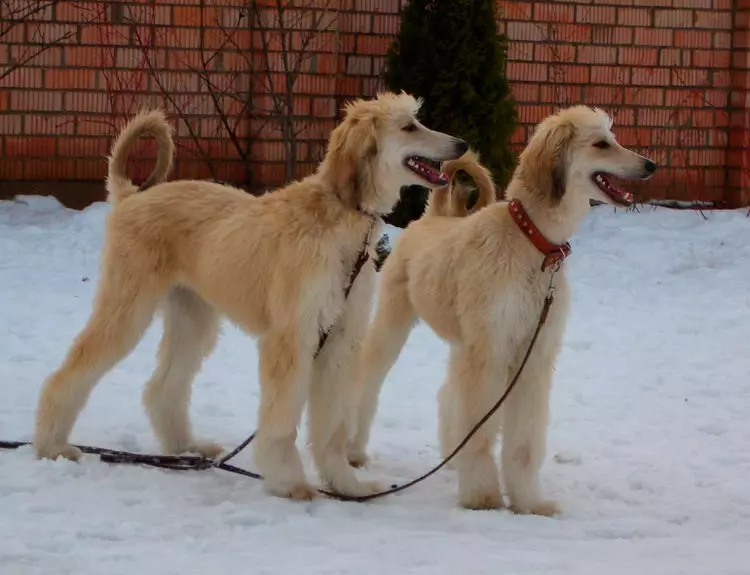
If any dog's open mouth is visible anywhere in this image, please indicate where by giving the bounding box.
[405,156,448,186]
[592,172,633,206]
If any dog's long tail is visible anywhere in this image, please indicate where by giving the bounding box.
[444,149,497,214]
[106,109,174,205]
[424,149,496,218]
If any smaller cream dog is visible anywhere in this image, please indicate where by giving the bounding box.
[349,106,656,514]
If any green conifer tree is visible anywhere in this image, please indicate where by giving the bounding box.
[382,0,517,227]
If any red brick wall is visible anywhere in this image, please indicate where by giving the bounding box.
[1,0,748,207]
[499,0,749,206]
[728,0,750,207]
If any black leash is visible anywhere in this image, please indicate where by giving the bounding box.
[0,441,231,472]
[0,267,558,503]
[314,222,376,359]
[1,220,381,487]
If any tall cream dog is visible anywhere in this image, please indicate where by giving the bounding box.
[348,106,656,513]
[33,92,468,500]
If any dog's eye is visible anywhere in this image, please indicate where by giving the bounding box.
[593,140,610,149]
[402,123,417,133]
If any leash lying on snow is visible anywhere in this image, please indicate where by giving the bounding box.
[1,222,379,482]
[0,265,560,503]
[1,202,564,503]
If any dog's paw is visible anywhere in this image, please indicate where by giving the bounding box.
[339,479,383,498]
[287,483,319,501]
[265,480,319,501]
[346,449,369,469]
[510,499,560,517]
[360,480,384,495]
[459,491,505,511]
[323,474,384,498]
[185,440,225,460]
[35,442,83,462]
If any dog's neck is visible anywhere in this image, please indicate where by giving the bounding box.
[358,180,402,218]
[506,177,591,246]
[352,193,383,221]
[356,200,383,220]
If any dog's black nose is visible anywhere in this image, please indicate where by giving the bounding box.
[644,159,657,174]
[454,139,469,156]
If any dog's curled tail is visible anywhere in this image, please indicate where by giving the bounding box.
[106,109,174,205]
[425,149,497,218]
[443,149,496,214]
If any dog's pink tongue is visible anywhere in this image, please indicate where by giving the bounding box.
[426,164,446,184]
[600,173,633,204]
[611,180,633,203]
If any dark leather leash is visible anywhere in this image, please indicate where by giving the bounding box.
[2,199,566,503]
[314,221,377,359]
[0,264,558,503]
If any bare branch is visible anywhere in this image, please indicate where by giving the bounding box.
[0,34,75,82]
[245,0,338,180]
[0,1,77,82]
[0,0,56,36]
[130,22,216,178]
[196,0,252,171]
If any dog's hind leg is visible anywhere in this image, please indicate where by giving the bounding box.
[347,267,416,468]
[254,328,317,500]
[34,258,165,461]
[142,287,223,458]
[437,346,462,469]
[437,380,455,462]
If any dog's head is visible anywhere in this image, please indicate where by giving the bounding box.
[519,106,656,208]
[318,91,469,215]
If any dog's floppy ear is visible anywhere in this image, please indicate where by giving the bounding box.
[521,118,575,202]
[320,106,378,210]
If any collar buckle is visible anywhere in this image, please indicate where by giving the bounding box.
[508,199,572,272]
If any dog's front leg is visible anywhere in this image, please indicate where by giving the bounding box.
[501,281,570,517]
[254,329,317,500]
[308,333,383,497]
[450,342,506,510]
[500,346,558,517]
[308,267,382,497]
[347,259,417,468]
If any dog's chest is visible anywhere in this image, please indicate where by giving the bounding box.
[311,238,371,336]
[488,277,550,347]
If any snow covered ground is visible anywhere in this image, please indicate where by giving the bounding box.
[1,195,749,575]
